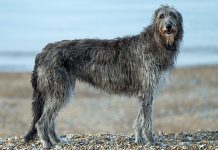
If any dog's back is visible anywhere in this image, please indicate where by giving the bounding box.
[37,37,154,96]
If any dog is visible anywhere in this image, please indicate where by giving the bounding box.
[24,5,183,148]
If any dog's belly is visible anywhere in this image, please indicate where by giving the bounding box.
[75,64,143,95]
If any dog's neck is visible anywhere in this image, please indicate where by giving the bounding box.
[138,26,180,71]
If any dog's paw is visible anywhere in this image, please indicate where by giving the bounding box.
[147,138,160,146]
[135,136,146,145]
[42,141,53,149]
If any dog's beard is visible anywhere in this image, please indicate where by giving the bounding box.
[158,24,177,46]
[164,33,175,46]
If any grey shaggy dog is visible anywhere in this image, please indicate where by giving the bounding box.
[24,5,183,148]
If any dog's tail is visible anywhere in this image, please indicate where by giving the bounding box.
[24,63,45,143]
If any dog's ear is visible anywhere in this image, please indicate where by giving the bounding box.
[176,10,183,25]
[175,10,184,41]
[152,6,162,22]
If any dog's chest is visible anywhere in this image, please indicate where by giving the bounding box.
[157,70,170,89]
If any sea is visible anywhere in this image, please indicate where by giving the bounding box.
[0,0,218,72]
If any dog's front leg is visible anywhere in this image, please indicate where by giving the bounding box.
[143,94,154,144]
[134,93,155,145]
[134,102,145,144]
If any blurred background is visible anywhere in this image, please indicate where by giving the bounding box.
[0,0,217,137]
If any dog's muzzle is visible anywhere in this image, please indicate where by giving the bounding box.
[162,21,177,35]
[160,19,178,45]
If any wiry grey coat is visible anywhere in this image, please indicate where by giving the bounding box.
[25,5,183,148]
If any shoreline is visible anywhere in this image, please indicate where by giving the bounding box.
[0,63,218,74]
[0,64,218,74]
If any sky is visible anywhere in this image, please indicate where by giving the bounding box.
[0,0,218,52]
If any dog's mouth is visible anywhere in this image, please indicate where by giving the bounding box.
[165,30,173,34]
[163,29,175,35]
[160,28,177,46]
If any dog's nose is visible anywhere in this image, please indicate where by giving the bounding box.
[166,24,172,30]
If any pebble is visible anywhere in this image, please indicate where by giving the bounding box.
[0,130,217,149]
[14,136,18,140]
[8,144,15,150]
[181,145,187,149]
[54,145,62,149]
[187,136,193,141]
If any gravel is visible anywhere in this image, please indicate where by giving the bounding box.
[0,130,217,149]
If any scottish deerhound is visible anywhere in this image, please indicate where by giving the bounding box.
[24,5,183,148]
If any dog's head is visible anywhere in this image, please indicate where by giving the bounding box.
[152,5,183,46]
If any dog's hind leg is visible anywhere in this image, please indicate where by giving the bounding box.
[36,102,66,147]
[48,74,76,145]
[47,93,74,144]
[24,90,45,142]
[35,68,74,148]
[35,107,53,148]
[24,67,45,143]
[48,112,70,144]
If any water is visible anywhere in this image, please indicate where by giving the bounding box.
[0,0,218,72]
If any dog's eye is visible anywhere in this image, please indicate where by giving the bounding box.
[159,14,164,19]
[170,12,176,18]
